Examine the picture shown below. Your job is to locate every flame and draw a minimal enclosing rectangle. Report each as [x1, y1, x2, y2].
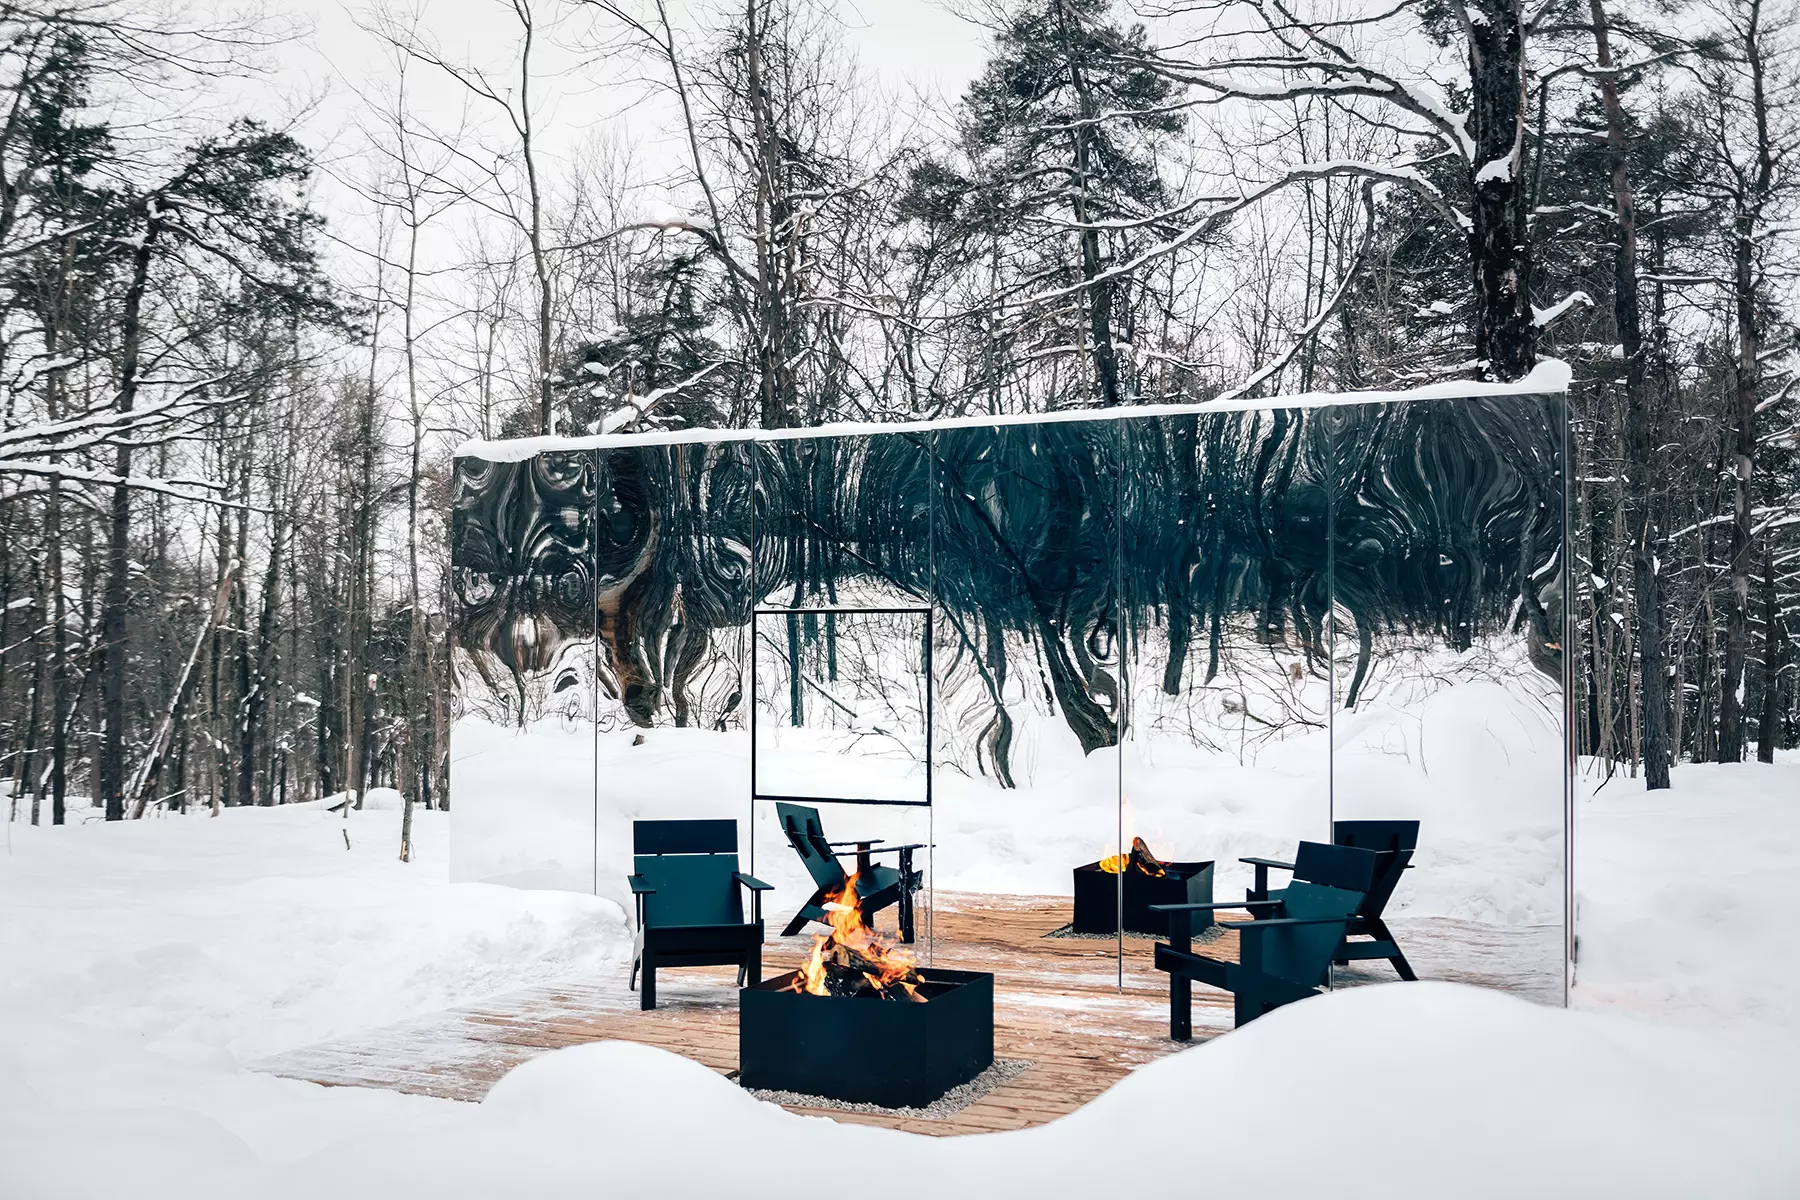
[786, 874, 924, 1001]
[1097, 836, 1168, 877]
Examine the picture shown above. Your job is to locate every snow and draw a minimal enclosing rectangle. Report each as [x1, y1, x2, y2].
[456, 363, 1573, 460]
[1532, 290, 1594, 328]
[259, 988, 1795, 1200]
[1575, 758, 1800, 1028]
[0, 802, 628, 1060]
[358, 786, 406, 811]
[2, 754, 1797, 1196]
[1474, 155, 1516, 185]
[453, 636, 1566, 932]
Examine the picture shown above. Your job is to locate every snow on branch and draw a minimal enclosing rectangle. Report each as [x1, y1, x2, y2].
[999, 161, 1460, 316]
[0, 460, 257, 509]
[597, 360, 738, 435]
[1532, 291, 1594, 328]
[0, 383, 241, 461]
[1156, 47, 1475, 162]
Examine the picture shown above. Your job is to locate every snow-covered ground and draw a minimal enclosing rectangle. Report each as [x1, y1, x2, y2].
[0, 803, 629, 1060]
[1574, 758, 1800, 1028]
[3, 758, 1797, 1197]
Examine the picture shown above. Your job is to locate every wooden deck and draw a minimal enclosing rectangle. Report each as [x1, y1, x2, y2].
[251, 893, 1561, 1136]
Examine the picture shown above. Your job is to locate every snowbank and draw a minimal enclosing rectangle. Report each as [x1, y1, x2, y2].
[1575, 756, 1800, 1028]
[266, 986, 1800, 1198]
[5, 984, 1793, 1199]
[0, 802, 629, 1060]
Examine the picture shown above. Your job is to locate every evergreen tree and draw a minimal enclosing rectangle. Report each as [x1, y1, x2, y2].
[553, 250, 732, 434]
[920, 0, 1183, 408]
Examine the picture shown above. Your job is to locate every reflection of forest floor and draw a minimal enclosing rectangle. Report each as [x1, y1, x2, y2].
[250, 893, 1560, 1134]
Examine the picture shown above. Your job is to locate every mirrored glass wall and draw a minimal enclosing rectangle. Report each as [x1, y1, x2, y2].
[449, 450, 600, 892]
[449, 391, 1570, 1003]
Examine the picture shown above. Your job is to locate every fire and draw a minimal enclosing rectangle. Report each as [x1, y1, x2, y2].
[1098, 836, 1168, 877]
[786, 875, 925, 1002]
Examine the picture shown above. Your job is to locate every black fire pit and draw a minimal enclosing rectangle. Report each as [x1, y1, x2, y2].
[1072, 858, 1215, 937]
[739, 969, 994, 1108]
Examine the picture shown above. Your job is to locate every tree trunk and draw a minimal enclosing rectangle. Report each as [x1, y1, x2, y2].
[1716, 222, 1757, 763]
[127, 560, 240, 819]
[248, 453, 285, 805]
[1756, 504, 1783, 763]
[746, 0, 795, 430]
[1465, 0, 1535, 381]
[100, 212, 160, 821]
[44, 246, 72, 825]
[22, 561, 45, 824]
[1055, 0, 1124, 407]
[1588, 0, 1670, 787]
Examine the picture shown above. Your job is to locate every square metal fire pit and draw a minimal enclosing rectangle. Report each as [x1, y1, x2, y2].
[1071, 859, 1216, 937]
[739, 969, 994, 1108]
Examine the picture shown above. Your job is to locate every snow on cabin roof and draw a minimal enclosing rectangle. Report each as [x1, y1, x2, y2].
[455, 360, 1570, 462]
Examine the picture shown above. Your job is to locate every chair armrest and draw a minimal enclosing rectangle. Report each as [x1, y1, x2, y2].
[627, 874, 655, 895]
[1149, 900, 1281, 914]
[1239, 856, 1297, 871]
[827, 838, 883, 847]
[1234, 916, 1350, 930]
[733, 872, 774, 891]
[829, 842, 927, 857]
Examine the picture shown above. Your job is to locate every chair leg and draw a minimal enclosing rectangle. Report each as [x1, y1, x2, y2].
[898, 849, 918, 944]
[736, 961, 747, 988]
[783, 889, 827, 937]
[1374, 920, 1418, 981]
[629, 952, 640, 992]
[640, 957, 656, 1011]
[747, 945, 761, 986]
[1169, 974, 1192, 1042]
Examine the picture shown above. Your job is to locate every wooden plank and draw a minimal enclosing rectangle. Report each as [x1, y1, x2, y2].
[250, 893, 1561, 1132]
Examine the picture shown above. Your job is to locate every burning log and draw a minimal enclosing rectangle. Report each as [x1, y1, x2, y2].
[1098, 836, 1169, 877]
[785, 877, 926, 1001]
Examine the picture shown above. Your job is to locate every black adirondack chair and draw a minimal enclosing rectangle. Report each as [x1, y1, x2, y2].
[1152, 841, 1380, 1037]
[1243, 819, 1420, 981]
[627, 819, 771, 1011]
[774, 802, 924, 944]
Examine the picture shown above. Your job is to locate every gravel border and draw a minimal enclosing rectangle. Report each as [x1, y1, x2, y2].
[1042, 923, 1226, 945]
[741, 1057, 1036, 1120]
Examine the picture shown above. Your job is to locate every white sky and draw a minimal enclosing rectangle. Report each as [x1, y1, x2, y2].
[277, 0, 994, 186]
[174, 0, 1003, 334]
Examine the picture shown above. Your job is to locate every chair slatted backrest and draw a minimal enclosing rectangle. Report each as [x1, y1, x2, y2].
[633, 819, 743, 930]
[775, 803, 846, 891]
[1290, 840, 1379, 896]
[1333, 820, 1419, 918]
[1253, 880, 1366, 986]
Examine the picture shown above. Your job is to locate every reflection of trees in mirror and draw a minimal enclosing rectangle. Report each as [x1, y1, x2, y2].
[752, 611, 932, 796]
[451, 452, 599, 726]
[754, 614, 927, 743]
[1327, 397, 1565, 708]
[452, 396, 1564, 781]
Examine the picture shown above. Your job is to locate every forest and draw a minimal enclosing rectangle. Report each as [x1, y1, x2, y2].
[0, 0, 1795, 833]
